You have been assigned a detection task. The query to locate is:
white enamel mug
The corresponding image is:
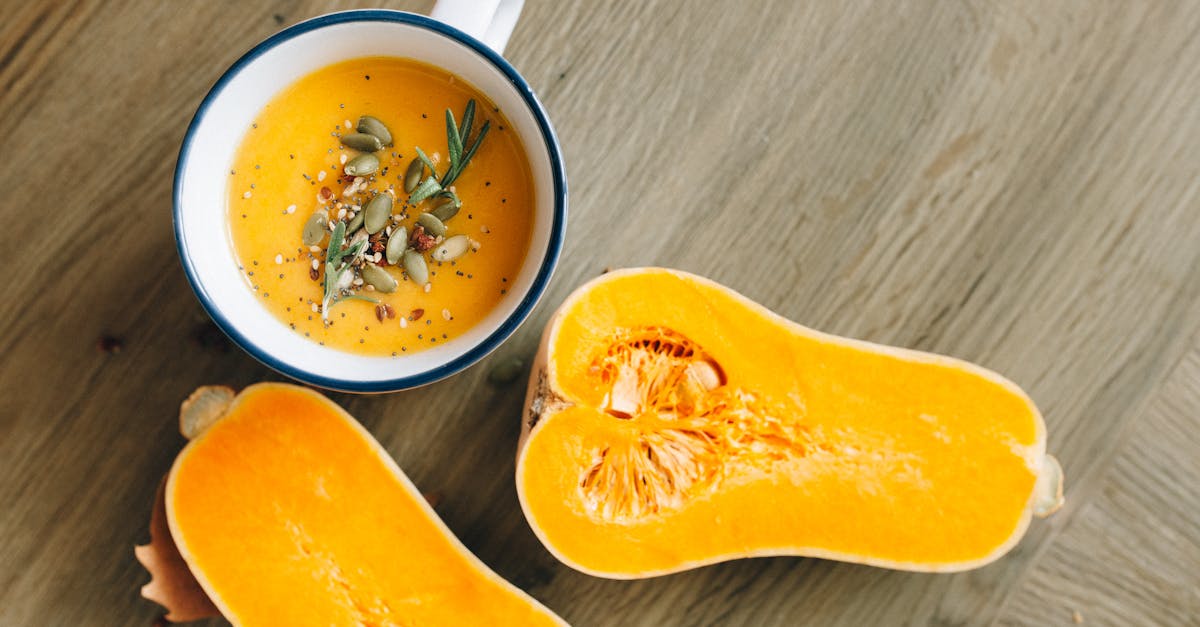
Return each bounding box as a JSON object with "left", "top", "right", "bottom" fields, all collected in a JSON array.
[{"left": 174, "top": 2, "right": 567, "bottom": 392}]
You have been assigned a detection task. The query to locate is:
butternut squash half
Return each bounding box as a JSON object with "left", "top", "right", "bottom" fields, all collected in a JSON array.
[
  {"left": 516, "top": 268, "right": 1063, "bottom": 578},
  {"left": 139, "top": 383, "right": 564, "bottom": 626}
]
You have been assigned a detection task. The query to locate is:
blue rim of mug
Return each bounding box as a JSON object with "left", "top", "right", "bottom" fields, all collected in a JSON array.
[{"left": 173, "top": 9, "right": 567, "bottom": 392}]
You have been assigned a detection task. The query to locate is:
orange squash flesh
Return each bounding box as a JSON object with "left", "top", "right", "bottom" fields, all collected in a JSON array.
[
  {"left": 165, "top": 383, "right": 564, "bottom": 626},
  {"left": 516, "top": 268, "right": 1063, "bottom": 578}
]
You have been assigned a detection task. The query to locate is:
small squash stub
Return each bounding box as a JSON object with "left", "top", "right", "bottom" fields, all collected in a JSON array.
[
  {"left": 516, "top": 268, "right": 1065, "bottom": 578},
  {"left": 139, "top": 383, "right": 565, "bottom": 626},
  {"left": 1033, "top": 454, "right": 1065, "bottom": 517},
  {"left": 178, "top": 385, "right": 234, "bottom": 440}
]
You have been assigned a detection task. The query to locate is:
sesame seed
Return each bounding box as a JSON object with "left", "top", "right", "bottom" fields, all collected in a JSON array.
[
  {"left": 442, "top": 309, "right": 452, "bottom": 321},
  {"left": 399, "top": 317, "right": 408, "bottom": 329},
  {"left": 286, "top": 204, "right": 297, "bottom": 214},
  {"left": 344, "top": 119, "right": 353, "bottom": 129},
  {"left": 274, "top": 254, "right": 283, "bottom": 265},
  {"left": 309, "top": 245, "right": 322, "bottom": 253},
  {"left": 480, "top": 225, "right": 490, "bottom": 233},
  {"left": 312, "top": 259, "right": 320, "bottom": 270},
  {"left": 311, "top": 303, "right": 319, "bottom": 313},
  {"left": 317, "top": 170, "right": 327, "bottom": 182},
  {"left": 340, "top": 153, "right": 348, "bottom": 165},
  {"left": 243, "top": 191, "right": 252, "bottom": 199},
  {"left": 423, "top": 283, "right": 432, "bottom": 293}
]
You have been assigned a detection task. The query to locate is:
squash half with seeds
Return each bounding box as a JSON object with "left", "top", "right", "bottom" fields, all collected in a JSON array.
[{"left": 516, "top": 268, "right": 1063, "bottom": 578}]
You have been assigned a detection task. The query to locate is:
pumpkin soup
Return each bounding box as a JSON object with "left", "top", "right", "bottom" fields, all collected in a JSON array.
[{"left": 228, "top": 57, "right": 533, "bottom": 355}]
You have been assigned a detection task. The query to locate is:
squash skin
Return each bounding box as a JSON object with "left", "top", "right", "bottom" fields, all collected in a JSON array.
[
  {"left": 164, "top": 383, "right": 565, "bottom": 626},
  {"left": 516, "top": 268, "right": 1063, "bottom": 579}
]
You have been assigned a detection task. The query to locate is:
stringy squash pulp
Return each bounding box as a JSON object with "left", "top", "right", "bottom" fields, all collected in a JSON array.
[
  {"left": 163, "top": 383, "right": 564, "bottom": 626},
  {"left": 516, "top": 268, "right": 1063, "bottom": 578}
]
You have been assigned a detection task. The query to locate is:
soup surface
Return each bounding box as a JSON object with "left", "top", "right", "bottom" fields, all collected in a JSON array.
[{"left": 228, "top": 57, "right": 533, "bottom": 355}]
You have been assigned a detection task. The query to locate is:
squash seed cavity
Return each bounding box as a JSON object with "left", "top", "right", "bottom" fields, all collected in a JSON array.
[{"left": 578, "top": 327, "right": 815, "bottom": 523}]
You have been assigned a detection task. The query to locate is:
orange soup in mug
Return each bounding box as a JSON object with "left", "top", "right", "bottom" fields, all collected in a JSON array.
[
  {"left": 228, "top": 56, "right": 534, "bottom": 356},
  {"left": 174, "top": 9, "right": 566, "bottom": 392}
]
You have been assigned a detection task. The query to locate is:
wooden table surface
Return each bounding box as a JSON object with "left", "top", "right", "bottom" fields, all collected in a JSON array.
[{"left": 3, "top": 1, "right": 1199, "bottom": 625}]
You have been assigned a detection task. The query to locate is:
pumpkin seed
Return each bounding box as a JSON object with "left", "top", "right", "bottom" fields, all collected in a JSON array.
[
  {"left": 302, "top": 210, "right": 329, "bottom": 246},
  {"left": 340, "top": 132, "right": 383, "bottom": 152},
  {"left": 357, "top": 115, "right": 393, "bottom": 146},
  {"left": 386, "top": 226, "right": 408, "bottom": 264},
  {"left": 344, "top": 153, "right": 379, "bottom": 177},
  {"left": 417, "top": 212, "right": 447, "bottom": 237},
  {"left": 430, "top": 197, "right": 461, "bottom": 222},
  {"left": 345, "top": 211, "right": 364, "bottom": 234},
  {"left": 487, "top": 356, "right": 525, "bottom": 385},
  {"left": 431, "top": 234, "right": 470, "bottom": 262},
  {"left": 363, "top": 194, "right": 392, "bottom": 234},
  {"left": 402, "top": 249, "right": 429, "bottom": 285},
  {"left": 361, "top": 263, "right": 397, "bottom": 293},
  {"left": 403, "top": 158, "right": 424, "bottom": 193}
]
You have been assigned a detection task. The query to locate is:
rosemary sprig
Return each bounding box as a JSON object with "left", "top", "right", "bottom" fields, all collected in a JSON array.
[
  {"left": 407, "top": 99, "right": 490, "bottom": 205},
  {"left": 414, "top": 146, "right": 439, "bottom": 180},
  {"left": 408, "top": 175, "right": 443, "bottom": 204},
  {"left": 320, "top": 221, "right": 375, "bottom": 318}
]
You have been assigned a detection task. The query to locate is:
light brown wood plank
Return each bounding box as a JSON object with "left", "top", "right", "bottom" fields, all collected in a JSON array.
[{"left": 1, "top": 1, "right": 1199, "bottom": 625}]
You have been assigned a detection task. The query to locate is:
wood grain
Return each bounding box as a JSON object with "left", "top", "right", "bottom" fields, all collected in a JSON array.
[{"left": 1, "top": 1, "right": 1199, "bottom": 625}]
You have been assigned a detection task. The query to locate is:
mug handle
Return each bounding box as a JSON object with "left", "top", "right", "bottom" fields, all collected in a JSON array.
[{"left": 430, "top": 0, "right": 525, "bottom": 54}]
